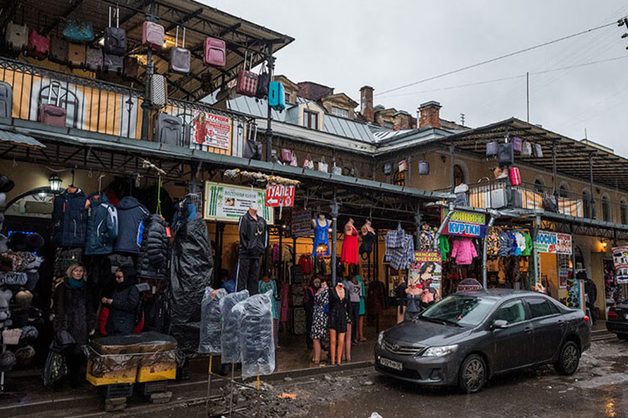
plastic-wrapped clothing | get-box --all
[220,290,249,364]
[137,214,169,279]
[198,287,227,354]
[240,291,275,379]
[168,218,214,354]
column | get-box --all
[330,194,340,285]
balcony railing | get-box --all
[0,57,247,157]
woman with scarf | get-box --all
[101,266,140,336]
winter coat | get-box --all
[85,193,118,255]
[106,282,140,336]
[114,196,149,254]
[53,279,96,346]
[137,214,169,279]
[451,239,478,265]
[52,188,88,247]
[238,211,268,259]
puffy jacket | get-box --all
[85,193,118,255]
[451,238,478,265]
[113,197,149,254]
[52,188,88,247]
[138,214,169,279]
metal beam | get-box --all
[43,0,87,35]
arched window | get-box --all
[621,200,628,224]
[393,170,405,187]
[38,84,79,128]
[582,190,592,218]
[602,194,611,222]
[559,183,569,198]
[534,179,545,193]
[453,164,466,186]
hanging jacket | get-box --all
[137,214,169,280]
[497,231,512,257]
[238,211,268,259]
[439,235,450,261]
[451,238,478,265]
[486,229,501,256]
[522,233,533,256]
[85,193,118,255]
[51,188,88,247]
[113,196,149,254]
[514,232,526,256]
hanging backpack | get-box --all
[104,6,126,56]
[27,29,49,60]
[534,143,544,158]
[203,37,226,67]
[5,21,28,53]
[498,143,513,165]
[255,69,270,99]
[512,136,522,153]
[63,19,94,42]
[142,21,165,49]
[169,26,190,74]
[236,53,258,97]
[521,140,532,156]
[268,81,286,110]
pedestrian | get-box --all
[310,280,329,365]
[304,277,321,350]
[357,274,367,342]
[328,282,347,366]
[583,273,597,325]
[101,266,140,336]
[53,263,96,387]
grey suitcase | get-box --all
[154,114,183,146]
[168,27,190,74]
[510,189,523,208]
[5,22,28,52]
[85,47,103,71]
[103,53,123,73]
[0,82,13,118]
[491,189,508,209]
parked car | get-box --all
[374,289,591,393]
[606,299,628,340]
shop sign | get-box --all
[441,210,486,238]
[612,246,628,284]
[192,110,232,150]
[556,233,572,255]
[536,231,572,254]
[291,209,312,238]
[457,278,483,292]
[265,184,295,207]
[410,251,442,300]
[204,181,274,224]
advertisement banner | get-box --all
[204,182,274,224]
[612,246,628,284]
[441,209,486,238]
[291,209,312,238]
[265,184,295,207]
[192,110,232,150]
[536,231,558,253]
[410,251,442,300]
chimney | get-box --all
[419,101,442,129]
[393,110,412,131]
[360,85,374,123]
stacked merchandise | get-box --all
[290,264,305,335]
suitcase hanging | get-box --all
[0,82,13,119]
[235,53,258,97]
[168,27,190,74]
[255,70,270,99]
[154,113,183,146]
[68,43,86,68]
[512,136,522,153]
[498,143,513,165]
[103,53,123,73]
[38,82,66,127]
[201,73,213,93]
[268,81,285,110]
[85,47,103,71]
[151,74,167,108]
[203,37,225,67]
[27,29,49,60]
[5,22,28,53]
[49,36,69,64]
[104,6,126,56]
[418,160,430,175]
[123,56,139,79]
[509,167,521,186]
[142,21,164,49]
[486,141,498,156]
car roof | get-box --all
[455,289,546,301]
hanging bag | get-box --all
[509,167,521,186]
[317,156,328,173]
[521,140,532,156]
[280,148,294,164]
[512,136,522,153]
[28,15,50,61]
[332,161,342,176]
[398,160,408,173]
[269,81,286,111]
[236,52,258,97]
[104,6,126,56]
[169,26,191,74]
[418,160,430,175]
[204,37,226,67]
[85,47,103,71]
[486,141,498,156]
[243,122,262,160]
[534,143,544,158]
[303,153,314,170]
[63,19,94,42]
[39,82,67,127]
[255,67,270,99]
[383,162,393,175]
[498,143,513,165]
[142,21,165,49]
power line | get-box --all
[375,21,618,97]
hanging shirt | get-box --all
[522,233,533,256]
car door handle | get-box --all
[557,320,565,326]
[524,328,533,334]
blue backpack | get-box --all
[268,81,285,111]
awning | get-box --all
[0,129,45,148]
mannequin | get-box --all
[311,214,330,257]
[328,282,347,365]
[405,282,422,321]
[237,205,268,295]
[359,220,376,259]
[340,218,358,265]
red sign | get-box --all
[265,184,295,207]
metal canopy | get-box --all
[0,0,294,101]
[440,118,628,191]
[0,128,45,148]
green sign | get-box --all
[204,181,274,224]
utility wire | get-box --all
[375,21,618,97]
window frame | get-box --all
[304,110,319,130]
[491,298,528,325]
[582,190,592,218]
[620,199,628,224]
[602,194,611,222]
[331,106,349,118]
[526,297,560,319]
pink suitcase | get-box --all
[38,83,66,127]
[142,21,164,49]
[204,37,225,67]
[509,167,521,186]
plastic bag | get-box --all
[220,290,249,364]
[240,291,275,379]
[198,287,227,354]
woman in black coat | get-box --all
[102,266,140,335]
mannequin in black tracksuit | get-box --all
[237,207,268,296]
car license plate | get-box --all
[380,357,403,371]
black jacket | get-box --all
[54,279,96,346]
[238,211,268,259]
[114,196,149,254]
[138,214,169,279]
[52,188,88,247]
[106,275,140,336]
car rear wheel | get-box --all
[458,354,486,394]
[618,334,628,341]
[554,341,580,375]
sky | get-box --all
[207,0,628,156]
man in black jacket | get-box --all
[236,206,268,296]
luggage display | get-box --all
[510,189,523,208]
[154,113,183,146]
[150,74,167,108]
[168,27,190,74]
[509,167,521,186]
[0,82,13,119]
[491,189,508,209]
[398,159,408,173]
[383,162,393,175]
[68,43,86,68]
[201,72,213,93]
[103,53,123,73]
[49,36,69,64]
[203,37,226,67]
[521,140,532,157]
[243,122,262,160]
[142,21,164,49]
[38,83,66,127]
[85,47,103,71]
[5,22,28,52]
[268,81,285,110]
[63,19,94,42]
[512,136,522,153]
[27,29,49,60]
[104,6,126,56]
[123,56,139,79]
[534,143,544,158]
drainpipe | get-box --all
[414,204,422,250]
[140,1,156,140]
[330,189,339,285]
[482,213,498,288]
[533,214,541,287]
[265,43,274,162]
[433,202,455,251]
[449,144,455,193]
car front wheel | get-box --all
[554,341,580,375]
[458,354,487,394]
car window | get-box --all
[420,295,497,327]
[528,298,559,318]
[493,299,526,324]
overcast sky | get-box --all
[208,0,628,156]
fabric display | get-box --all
[312,218,330,257]
[340,223,359,265]
[298,254,313,274]
[451,238,478,265]
[419,224,438,251]
[385,225,415,270]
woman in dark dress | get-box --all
[328,282,347,366]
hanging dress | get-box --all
[359,231,376,258]
[312,219,330,257]
[328,287,348,333]
[341,225,359,265]
[310,287,329,340]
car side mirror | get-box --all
[491,319,508,329]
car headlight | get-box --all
[377,331,385,347]
[423,345,458,357]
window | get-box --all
[393,170,405,187]
[621,200,627,224]
[331,106,349,118]
[534,179,545,194]
[527,298,559,318]
[420,295,498,327]
[583,190,592,218]
[493,299,526,324]
[454,164,466,186]
[602,195,611,222]
[304,110,318,130]
[559,185,569,198]
[284,92,291,104]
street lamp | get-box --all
[49,174,62,191]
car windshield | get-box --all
[420,294,497,327]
